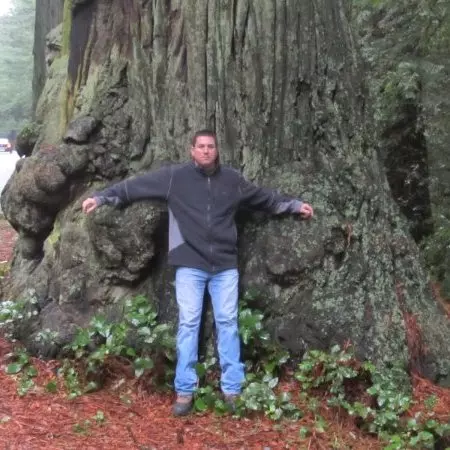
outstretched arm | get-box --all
[82,165,172,214]
[239,176,313,218]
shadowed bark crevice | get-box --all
[383,102,433,242]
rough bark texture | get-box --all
[32,0,65,114]
[2,0,449,384]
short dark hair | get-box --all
[191,129,217,147]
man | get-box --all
[82,129,314,416]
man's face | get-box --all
[191,135,218,168]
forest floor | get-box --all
[0,219,449,450]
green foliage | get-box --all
[18,122,40,138]
[193,385,227,414]
[72,411,106,436]
[239,290,290,377]
[0,0,35,134]
[2,291,448,448]
[237,376,302,421]
[193,290,300,419]
[0,299,25,329]
[0,291,39,339]
[16,121,40,151]
[5,347,30,374]
[0,295,42,397]
[423,394,437,411]
[364,363,412,433]
[4,347,37,396]
[352,0,450,292]
[34,328,60,346]
[66,314,129,374]
[234,292,301,419]
[294,345,450,449]
[60,295,176,397]
[193,363,302,420]
[374,62,421,128]
[58,360,82,399]
[45,379,58,393]
[295,344,359,396]
[195,354,219,391]
[2,295,175,400]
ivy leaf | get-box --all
[268,377,279,389]
[5,363,23,374]
[195,363,206,377]
[299,426,310,438]
[85,381,98,393]
[45,380,58,393]
[133,357,154,378]
[195,397,207,411]
[126,347,136,357]
[26,366,38,378]
[137,326,151,336]
[279,391,291,403]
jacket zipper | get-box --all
[207,176,215,272]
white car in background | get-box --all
[0,138,12,153]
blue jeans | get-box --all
[174,267,245,395]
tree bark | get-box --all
[2,0,449,385]
[32,0,65,113]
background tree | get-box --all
[352,0,450,297]
[1,0,449,385]
[0,0,35,135]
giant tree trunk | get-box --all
[1,0,449,384]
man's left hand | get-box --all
[299,203,314,219]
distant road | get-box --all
[0,151,20,212]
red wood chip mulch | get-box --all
[0,219,17,262]
[0,339,385,450]
[0,341,448,450]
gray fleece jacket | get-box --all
[94,161,303,272]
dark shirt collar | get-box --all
[191,159,220,176]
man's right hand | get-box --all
[82,197,99,214]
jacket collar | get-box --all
[191,159,220,176]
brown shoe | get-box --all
[172,394,193,416]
